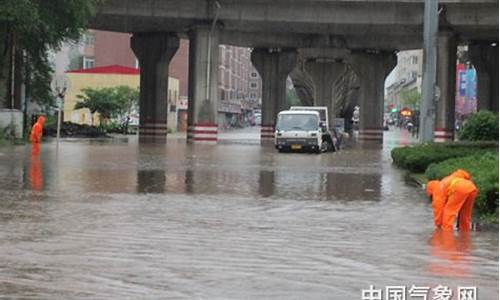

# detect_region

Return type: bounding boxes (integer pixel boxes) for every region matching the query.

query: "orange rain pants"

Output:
[442,178,477,231]
[426,169,471,228]
[30,116,45,144]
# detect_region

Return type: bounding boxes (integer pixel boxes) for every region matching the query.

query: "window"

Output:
[83,57,95,69]
[250,92,257,99]
[250,72,258,78]
[250,82,258,89]
[83,33,95,46]
[411,56,418,64]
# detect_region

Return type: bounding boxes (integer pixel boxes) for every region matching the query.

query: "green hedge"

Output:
[458,110,499,141]
[425,152,499,222]
[391,142,498,173]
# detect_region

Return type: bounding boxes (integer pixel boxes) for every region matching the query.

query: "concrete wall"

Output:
[0,109,23,138]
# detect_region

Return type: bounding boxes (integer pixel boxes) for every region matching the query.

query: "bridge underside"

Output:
[92,0,498,49]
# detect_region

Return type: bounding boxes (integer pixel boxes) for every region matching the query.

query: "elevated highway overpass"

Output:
[90,0,498,144]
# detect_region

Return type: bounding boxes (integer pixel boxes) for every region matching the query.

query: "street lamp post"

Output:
[419,0,439,143]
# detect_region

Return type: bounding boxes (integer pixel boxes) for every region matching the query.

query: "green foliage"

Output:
[425,152,498,222]
[98,121,123,134]
[0,0,99,107]
[75,86,139,125]
[113,85,140,117]
[458,110,499,141]
[391,142,498,173]
[399,87,421,109]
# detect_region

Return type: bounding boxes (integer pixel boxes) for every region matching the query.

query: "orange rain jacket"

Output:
[427,169,471,228]
[30,116,46,144]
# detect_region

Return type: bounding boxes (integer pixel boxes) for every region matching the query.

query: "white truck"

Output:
[274,106,336,153]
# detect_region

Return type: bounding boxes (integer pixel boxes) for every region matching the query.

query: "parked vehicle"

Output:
[274,106,336,153]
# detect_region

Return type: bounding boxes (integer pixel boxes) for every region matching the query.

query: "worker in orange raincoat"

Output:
[30,116,45,144]
[441,176,477,231]
[427,169,477,229]
[426,179,443,227]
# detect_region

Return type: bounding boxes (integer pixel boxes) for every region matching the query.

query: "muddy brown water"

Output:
[0,130,497,299]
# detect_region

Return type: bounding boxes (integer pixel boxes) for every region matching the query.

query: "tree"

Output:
[400,87,421,109]
[113,85,139,118]
[74,86,139,126]
[0,0,98,109]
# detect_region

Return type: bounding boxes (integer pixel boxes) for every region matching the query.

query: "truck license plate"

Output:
[291,144,302,150]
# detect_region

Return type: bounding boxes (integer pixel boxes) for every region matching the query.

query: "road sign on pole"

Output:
[419,0,439,143]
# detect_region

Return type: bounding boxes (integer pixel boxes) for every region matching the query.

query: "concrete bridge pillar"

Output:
[131,33,179,143]
[305,60,345,130]
[251,48,298,143]
[469,43,499,112]
[186,26,220,144]
[349,51,396,145]
[434,31,458,142]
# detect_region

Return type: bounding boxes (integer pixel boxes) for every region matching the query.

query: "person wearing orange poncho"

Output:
[441,171,477,231]
[426,169,477,230]
[30,116,46,144]
[426,179,443,227]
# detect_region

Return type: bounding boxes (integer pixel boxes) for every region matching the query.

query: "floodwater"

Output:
[0,128,497,299]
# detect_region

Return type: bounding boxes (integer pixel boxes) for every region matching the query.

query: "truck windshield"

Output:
[276,114,319,131]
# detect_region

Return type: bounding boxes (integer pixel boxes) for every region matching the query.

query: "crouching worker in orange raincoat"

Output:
[30,116,45,144]
[426,169,477,230]
[426,180,444,227]
[441,176,477,231]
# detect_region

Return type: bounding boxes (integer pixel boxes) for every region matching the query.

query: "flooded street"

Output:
[0,129,497,299]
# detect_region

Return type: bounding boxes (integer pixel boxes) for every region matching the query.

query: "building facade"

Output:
[64,65,179,130]
[53,30,261,131]
[217,45,261,128]
[385,50,423,110]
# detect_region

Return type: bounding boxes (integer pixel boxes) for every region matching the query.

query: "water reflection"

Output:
[324,173,381,201]
[428,229,472,278]
[29,144,43,191]
[258,170,275,197]
[137,170,166,193]
[184,169,194,194]
[15,140,385,201]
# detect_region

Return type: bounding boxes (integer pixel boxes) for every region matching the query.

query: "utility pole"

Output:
[419,0,439,143]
